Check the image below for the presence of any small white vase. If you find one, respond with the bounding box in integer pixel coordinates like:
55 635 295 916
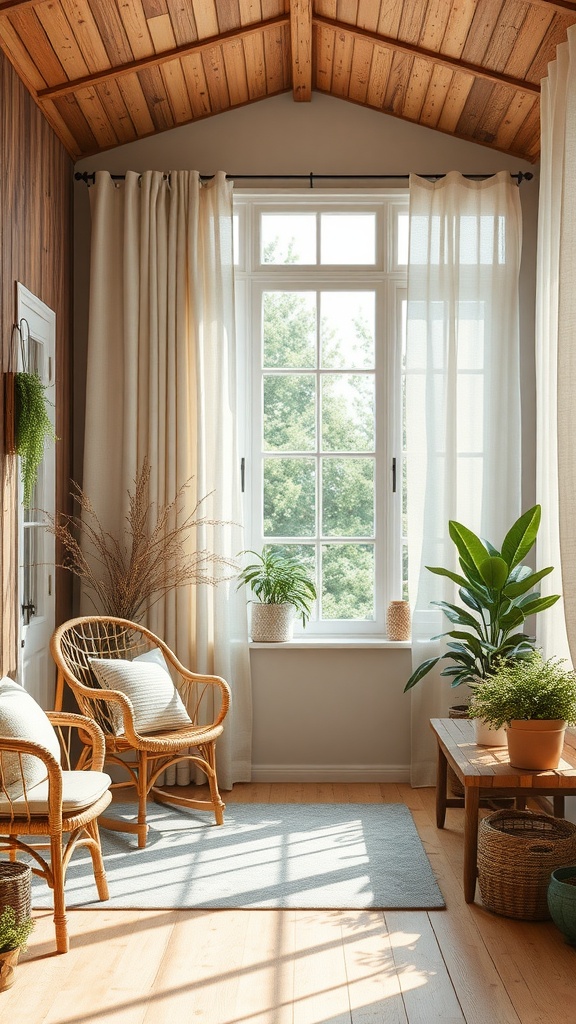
474 719 507 746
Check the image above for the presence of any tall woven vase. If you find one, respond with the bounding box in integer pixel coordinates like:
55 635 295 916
386 601 411 640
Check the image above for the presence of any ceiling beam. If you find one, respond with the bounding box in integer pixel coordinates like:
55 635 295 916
524 0 576 13
290 0 312 101
313 16 541 95
36 15 289 101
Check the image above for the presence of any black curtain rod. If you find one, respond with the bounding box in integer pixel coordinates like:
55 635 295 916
75 170 533 187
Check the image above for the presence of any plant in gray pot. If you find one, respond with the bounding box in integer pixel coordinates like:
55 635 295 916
468 651 576 769
237 547 316 642
404 505 561 744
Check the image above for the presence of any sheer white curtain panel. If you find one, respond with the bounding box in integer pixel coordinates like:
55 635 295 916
406 171 523 786
83 169 252 788
537 29 576 666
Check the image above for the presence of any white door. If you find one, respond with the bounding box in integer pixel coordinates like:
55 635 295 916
16 284 56 709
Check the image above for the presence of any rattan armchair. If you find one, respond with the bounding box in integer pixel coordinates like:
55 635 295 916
50 616 231 849
0 704 111 954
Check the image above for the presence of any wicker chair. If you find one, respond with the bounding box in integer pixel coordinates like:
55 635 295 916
50 616 231 849
0 683 111 954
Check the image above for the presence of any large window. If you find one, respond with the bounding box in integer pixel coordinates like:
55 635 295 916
234 193 408 636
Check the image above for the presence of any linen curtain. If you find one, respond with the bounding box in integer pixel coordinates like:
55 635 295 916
83 169 252 788
406 171 523 786
537 29 576 666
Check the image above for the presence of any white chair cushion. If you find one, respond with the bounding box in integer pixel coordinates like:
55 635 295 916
0 678 62 799
0 770 112 815
89 657 192 735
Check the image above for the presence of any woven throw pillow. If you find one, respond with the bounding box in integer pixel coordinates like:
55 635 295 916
89 658 192 735
0 678 62 799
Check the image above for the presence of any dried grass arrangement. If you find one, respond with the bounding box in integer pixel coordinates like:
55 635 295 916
47 459 235 621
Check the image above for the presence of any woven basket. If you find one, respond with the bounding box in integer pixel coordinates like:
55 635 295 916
478 809 576 920
0 861 31 924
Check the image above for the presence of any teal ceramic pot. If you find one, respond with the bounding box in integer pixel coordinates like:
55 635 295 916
548 866 576 944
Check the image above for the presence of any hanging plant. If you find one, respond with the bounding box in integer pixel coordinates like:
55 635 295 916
15 370 56 508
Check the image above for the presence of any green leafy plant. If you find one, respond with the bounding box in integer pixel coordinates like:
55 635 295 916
15 370 56 508
404 505 561 691
237 547 317 626
0 906 34 953
468 652 576 729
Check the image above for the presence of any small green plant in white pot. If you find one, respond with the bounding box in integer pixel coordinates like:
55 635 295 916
468 652 576 769
237 548 317 642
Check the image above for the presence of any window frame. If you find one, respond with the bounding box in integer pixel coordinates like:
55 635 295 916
234 190 408 638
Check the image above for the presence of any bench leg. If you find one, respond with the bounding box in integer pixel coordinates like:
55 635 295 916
436 744 448 828
464 786 480 903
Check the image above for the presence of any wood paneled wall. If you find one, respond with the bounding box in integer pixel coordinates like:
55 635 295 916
0 48 73 677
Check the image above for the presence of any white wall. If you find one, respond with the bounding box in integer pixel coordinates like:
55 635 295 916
74 92 539 780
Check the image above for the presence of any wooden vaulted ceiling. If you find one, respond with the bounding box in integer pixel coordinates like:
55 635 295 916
0 0 575 163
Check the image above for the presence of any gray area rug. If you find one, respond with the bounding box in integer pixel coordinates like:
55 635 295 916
31 802 445 910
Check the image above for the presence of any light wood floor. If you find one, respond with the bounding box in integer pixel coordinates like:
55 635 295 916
5 782 574 1024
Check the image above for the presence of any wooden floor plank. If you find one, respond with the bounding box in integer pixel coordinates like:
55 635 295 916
340 910 408 1023
385 910 465 1024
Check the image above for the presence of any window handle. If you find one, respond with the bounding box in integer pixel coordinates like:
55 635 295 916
240 457 245 493
392 457 397 493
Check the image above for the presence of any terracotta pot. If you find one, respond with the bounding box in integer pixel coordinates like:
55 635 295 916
506 719 566 770
0 947 20 991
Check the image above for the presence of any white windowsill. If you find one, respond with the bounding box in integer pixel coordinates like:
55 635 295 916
249 638 412 649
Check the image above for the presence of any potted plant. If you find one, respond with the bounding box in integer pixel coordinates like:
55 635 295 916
15 369 56 508
237 547 317 642
403 504 561 743
0 906 34 991
468 651 576 769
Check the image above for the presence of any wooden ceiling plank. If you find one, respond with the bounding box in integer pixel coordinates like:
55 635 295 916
482 0 530 73
335 0 360 25
471 80 515 143
376 0 402 38
191 0 219 38
0 15 46 89
120 0 154 60
460 0 506 65
290 0 312 100
436 67 474 132
263 19 290 90
509 99 540 161
60 0 112 72
398 0 429 46
494 88 538 149
503 5 554 78
402 55 434 120
242 28 267 98
35 0 90 80
75 83 121 146
201 44 231 112
8 8 67 85
179 51 211 116
419 62 454 128
166 0 198 46
94 78 138 142
347 34 373 104
315 0 337 18
142 0 168 18
455 76 496 137
331 19 354 97
383 50 414 115
89 0 134 65
136 63 174 128
39 96 82 155
115 71 156 133
53 90 99 152
148 15 194 122
440 0 477 58
261 0 286 17
37 15 289 99
419 0 451 50
528 11 576 78
313 15 541 94
217 0 242 34
314 20 335 92
222 36 250 105
238 0 264 27
365 41 392 108
356 0 381 33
